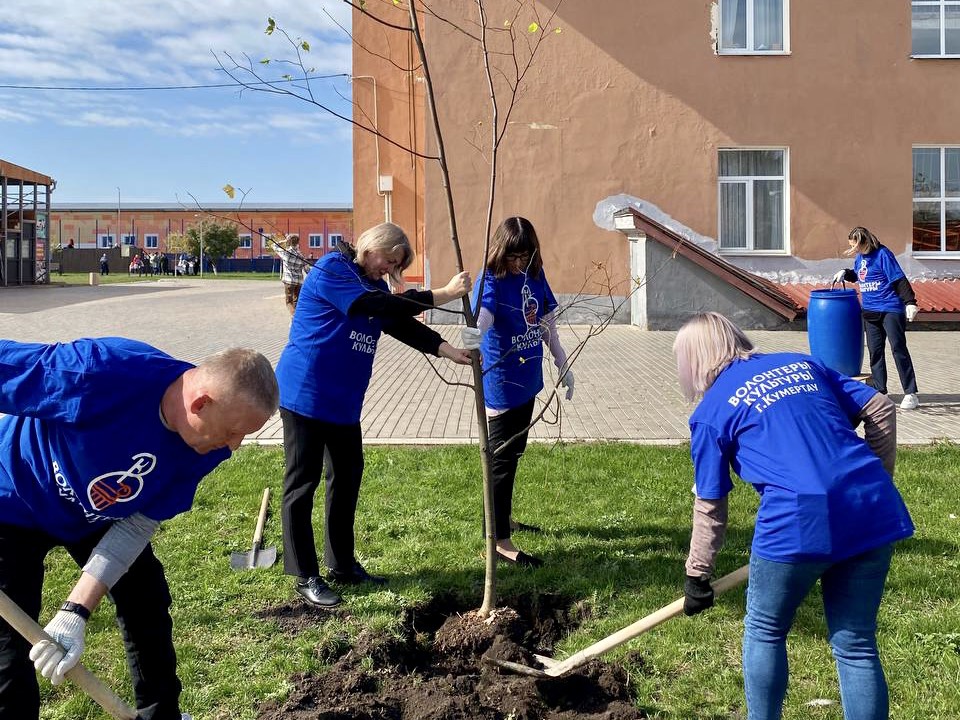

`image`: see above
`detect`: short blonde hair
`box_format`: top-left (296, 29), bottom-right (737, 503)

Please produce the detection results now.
top-left (286, 234), bottom-right (300, 249)
top-left (354, 222), bottom-right (414, 284)
top-left (198, 348), bottom-right (279, 416)
top-left (844, 226), bottom-right (881, 257)
top-left (672, 312), bottom-right (756, 401)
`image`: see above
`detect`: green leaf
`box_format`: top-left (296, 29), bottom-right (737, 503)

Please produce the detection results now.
top-left (265, 17), bottom-right (275, 35)
top-left (259, 58), bottom-right (270, 65)
top-left (359, 0), bottom-right (366, 8)
top-left (281, 74), bottom-right (293, 81)
top-left (301, 40), bottom-right (310, 52)
top-left (528, 22), bottom-right (539, 33)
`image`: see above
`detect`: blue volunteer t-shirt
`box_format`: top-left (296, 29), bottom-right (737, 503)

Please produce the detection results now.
top-left (474, 269), bottom-right (558, 411)
top-left (276, 250), bottom-right (388, 424)
top-left (689, 352), bottom-right (913, 563)
top-left (855, 245), bottom-right (906, 313)
top-left (0, 338), bottom-right (229, 542)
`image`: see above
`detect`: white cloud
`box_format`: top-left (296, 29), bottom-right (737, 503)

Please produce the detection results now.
top-left (0, 1), bottom-right (352, 85)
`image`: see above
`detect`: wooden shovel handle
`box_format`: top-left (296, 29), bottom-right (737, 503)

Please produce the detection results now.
top-left (0, 587), bottom-right (138, 719)
top-left (547, 564), bottom-right (749, 677)
top-left (251, 487), bottom-right (271, 547)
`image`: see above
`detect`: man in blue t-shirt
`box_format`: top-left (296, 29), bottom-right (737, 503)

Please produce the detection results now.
top-left (0, 338), bottom-right (278, 720)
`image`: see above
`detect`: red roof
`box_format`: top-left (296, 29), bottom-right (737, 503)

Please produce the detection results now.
top-left (774, 279), bottom-right (960, 321)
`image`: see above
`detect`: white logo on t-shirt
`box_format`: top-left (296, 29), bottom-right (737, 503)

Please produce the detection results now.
top-left (87, 453), bottom-right (156, 511)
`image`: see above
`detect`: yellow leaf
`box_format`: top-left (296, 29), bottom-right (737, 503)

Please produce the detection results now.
top-left (223, 184), bottom-right (236, 199)
top-left (554, 27), bottom-right (563, 34)
top-left (527, 22), bottom-right (539, 33)
top-left (503, 20), bottom-right (511, 27)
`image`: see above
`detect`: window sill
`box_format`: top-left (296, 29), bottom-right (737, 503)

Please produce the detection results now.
top-left (718, 250), bottom-right (791, 257)
top-left (717, 50), bottom-right (791, 56)
top-left (910, 54), bottom-right (960, 59)
top-left (912, 252), bottom-right (960, 259)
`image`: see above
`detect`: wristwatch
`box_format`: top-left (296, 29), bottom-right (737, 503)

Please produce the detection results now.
top-left (60, 601), bottom-right (91, 621)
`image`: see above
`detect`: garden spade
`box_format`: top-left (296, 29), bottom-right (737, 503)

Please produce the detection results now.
top-left (0, 587), bottom-right (145, 719)
top-left (230, 488), bottom-right (277, 570)
top-left (491, 564), bottom-right (749, 679)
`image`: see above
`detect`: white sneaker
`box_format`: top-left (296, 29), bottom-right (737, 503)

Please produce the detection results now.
top-left (900, 393), bottom-right (919, 410)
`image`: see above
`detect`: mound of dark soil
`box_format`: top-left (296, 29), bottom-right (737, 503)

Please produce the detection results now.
top-left (255, 595), bottom-right (647, 720)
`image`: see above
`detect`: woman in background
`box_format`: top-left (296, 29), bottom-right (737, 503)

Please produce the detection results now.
top-left (832, 226), bottom-right (920, 409)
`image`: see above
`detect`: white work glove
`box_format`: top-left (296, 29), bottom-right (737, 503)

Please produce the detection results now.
top-left (832, 270), bottom-right (847, 284)
top-left (29, 610), bottom-right (86, 686)
top-left (460, 326), bottom-right (482, 350)
top-left (560, 369), bottom-right (575, 400)
top-left (906, 304), bottom-right (918, 322)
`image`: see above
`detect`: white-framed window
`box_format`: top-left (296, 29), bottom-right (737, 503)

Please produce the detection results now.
top-left (239, 234), bottom-right (252, 248)
top-left (145, 234), bottom-right (159, 249)
top-left (912, 1), bottom-right (960, 57)
top-left (98, 234), bottom-right (114, 248)
top-left (718, 148), bottom-right (788, 253)
top-left (308, 233), bottom-right (324, 249)
top-left (122, 234), bottom-right (136, 246)
top-left (718, 0), bottom-right (789, 54)
top-left (912, 146), bottom-right (960, 254)
top-left (328, 233), bottom-right (343, 249)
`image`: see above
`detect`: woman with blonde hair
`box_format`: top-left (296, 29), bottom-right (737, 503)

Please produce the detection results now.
top-left (832, 226), bottom-right (920, 409)
top-left (275, 222), bottom-right (477, 608)
top-left (673, 311), bottom-right (913, 720)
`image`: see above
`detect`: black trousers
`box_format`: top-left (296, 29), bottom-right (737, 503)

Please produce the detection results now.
top-left (487, 398), bottom-right (536, 540)
top-left (863, 311), bottom-right (918, 395)
top-left (0, 524), bottom-right (181, 720)
top-left (280, 408), bottom-right (364, 578)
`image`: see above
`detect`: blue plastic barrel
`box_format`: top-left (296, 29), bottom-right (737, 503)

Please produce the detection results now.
top-left (807, 288), bottom-right (864, 377)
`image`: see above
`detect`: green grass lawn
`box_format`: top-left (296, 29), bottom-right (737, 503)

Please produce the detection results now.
top-left (37, 443), bottom-right (960, 719)
top-left (53, 271), bottom-right (277, 285)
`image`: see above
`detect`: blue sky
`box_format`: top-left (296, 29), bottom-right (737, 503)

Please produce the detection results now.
top-left (0, 1), bottom-right (354, 204)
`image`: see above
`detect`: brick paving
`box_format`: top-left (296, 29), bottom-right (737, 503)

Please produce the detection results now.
top-left (2, 279), bottom-right (957, 445)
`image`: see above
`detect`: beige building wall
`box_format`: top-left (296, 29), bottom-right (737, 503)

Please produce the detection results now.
top-left (353, 1), bottom-right (960, 298)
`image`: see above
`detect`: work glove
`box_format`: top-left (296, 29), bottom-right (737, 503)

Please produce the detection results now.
top-left (29, 610), bottom-right (86, 686)
top-left (460, 326), bottom-right (482, 350)
top-left (905, 304), bottom-right (918, 322)
top-left (560, 369), bottom-right (575, 400)
top-left (831, 270), bottom-right (848, 285)
top-left (683, 574), bottom-right (715, 616)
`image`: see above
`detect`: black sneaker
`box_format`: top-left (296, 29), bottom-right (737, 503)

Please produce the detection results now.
top-left (295, 576), bottom-right (342, 608)
top-left (329, 561), bottom-right (387, 586)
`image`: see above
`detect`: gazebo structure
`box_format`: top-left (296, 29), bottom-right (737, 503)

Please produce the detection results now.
top-left (1, 159), bottom-right (55, 286)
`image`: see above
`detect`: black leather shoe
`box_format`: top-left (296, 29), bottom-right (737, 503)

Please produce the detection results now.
top-left (329, 561), bottom-right (387, 586)
top-left (496, 550), bottom-right (544, 568)
top-left (295, 576), bottom-right (342, 608)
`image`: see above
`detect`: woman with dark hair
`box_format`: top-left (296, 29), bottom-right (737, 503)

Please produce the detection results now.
top-left (832, 226), bottom-right (920, 409)
top-left (276, 222), bottom-right (475, 608)
top-left (673, 311), bottom-right (913, 720)
top-left (469, 216), bottom-right (574, 567)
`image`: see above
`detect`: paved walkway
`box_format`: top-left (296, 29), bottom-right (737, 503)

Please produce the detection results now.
top-left (2, 279), bottom-right (958, 445)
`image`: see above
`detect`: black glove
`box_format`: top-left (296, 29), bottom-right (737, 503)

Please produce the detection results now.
top-left (683, 574), bottom-right (715, 616)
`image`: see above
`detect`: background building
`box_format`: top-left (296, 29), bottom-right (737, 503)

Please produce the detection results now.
top-left (1, 159), bottom-right (54, 286)
top-left (50, 203), bottom-right (353, 261)
top-left (352, 1), bottom-right (960, 325)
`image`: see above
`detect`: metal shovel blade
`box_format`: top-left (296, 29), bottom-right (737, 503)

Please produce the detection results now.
top-left (230, 488), bottom-right (278, 570)
top-left (231, 544), bottom-right (277, 570)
